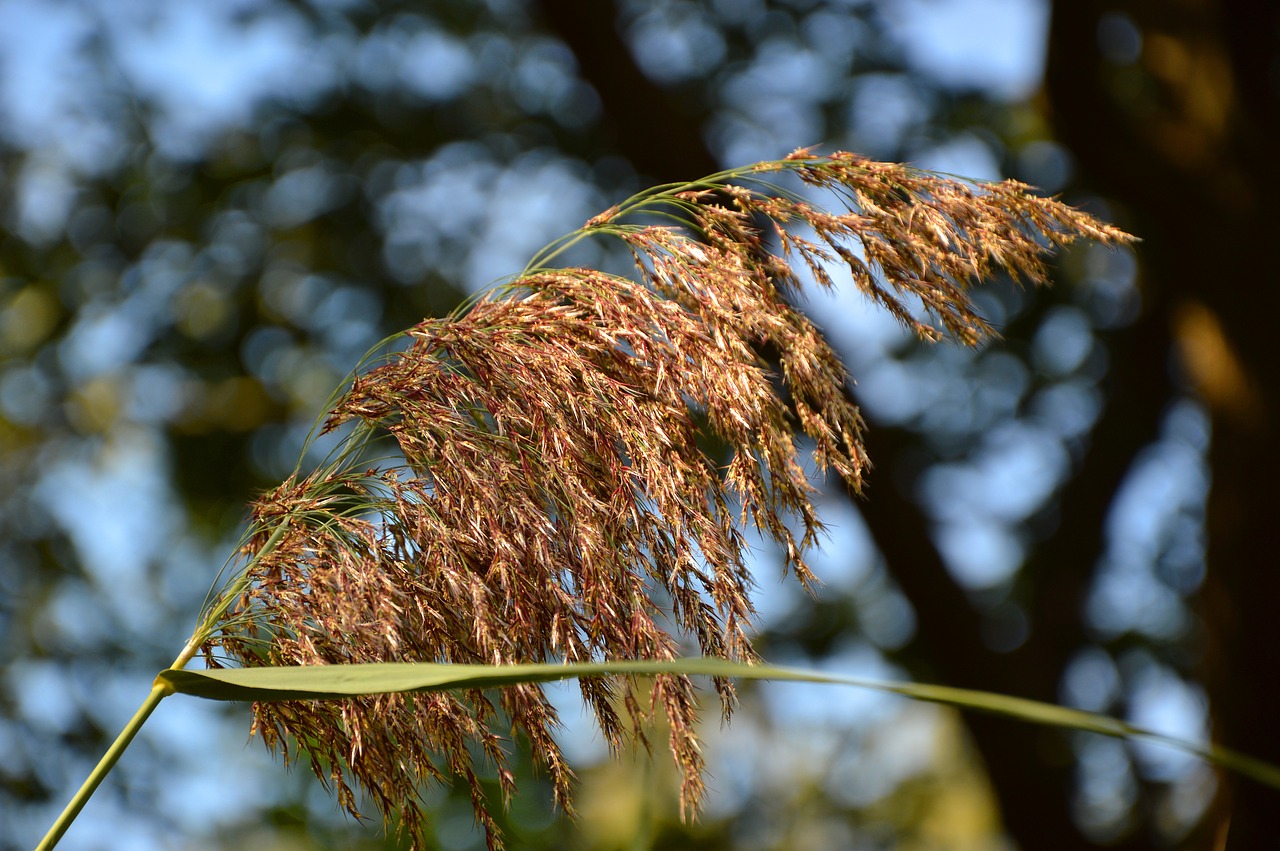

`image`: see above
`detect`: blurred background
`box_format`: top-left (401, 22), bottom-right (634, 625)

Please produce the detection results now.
top-left (2, 0), bottom-right (1278, 848)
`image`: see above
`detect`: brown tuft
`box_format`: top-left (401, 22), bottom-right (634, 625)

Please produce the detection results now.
top-left (202, 152), bottom-right (1134, 849)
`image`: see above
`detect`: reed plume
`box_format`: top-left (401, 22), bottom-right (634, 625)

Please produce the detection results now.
top-left (200, 151), bottom-right (1134, 849)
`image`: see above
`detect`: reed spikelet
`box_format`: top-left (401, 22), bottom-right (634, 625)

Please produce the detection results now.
top-left (201, 151), bottom-right (1134, 849)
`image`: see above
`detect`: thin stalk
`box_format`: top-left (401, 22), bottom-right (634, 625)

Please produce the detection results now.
top-left (523, 229), bottom-right (595, 274)
top-left (523, 165), bottom-right (774, 274)
top-left (37, 517), bottom-right (296, 849)
top-left (193, 517), bottom-right (293, 651)
top-left (36, 681), bottom-right (172, 850)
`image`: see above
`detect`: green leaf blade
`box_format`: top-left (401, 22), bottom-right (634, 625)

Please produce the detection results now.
top-left (157, 658), bottom-right (1280, 793)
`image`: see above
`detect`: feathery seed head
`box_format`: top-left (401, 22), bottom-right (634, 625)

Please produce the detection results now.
top-left (200, 151), bottom-right (1134, 849)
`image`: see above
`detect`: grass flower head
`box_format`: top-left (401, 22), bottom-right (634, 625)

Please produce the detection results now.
top-left (199, 151), bottom-right (1134, 849)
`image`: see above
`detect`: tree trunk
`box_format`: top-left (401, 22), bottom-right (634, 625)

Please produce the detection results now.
top-left (1046, 1), bottom-right (1280, 846)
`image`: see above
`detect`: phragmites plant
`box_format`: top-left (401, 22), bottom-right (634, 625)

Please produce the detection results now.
top-left (200, 152), bottom-right (1131, 846)
top-left (40, 151), bottom-right (1155, 851)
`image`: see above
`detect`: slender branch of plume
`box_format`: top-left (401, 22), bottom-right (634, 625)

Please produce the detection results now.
top-left (191, 151), bottom-right (1134, 849)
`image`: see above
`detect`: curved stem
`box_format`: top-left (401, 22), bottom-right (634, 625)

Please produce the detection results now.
top-left (36, 680), bottom-right (173, 850)
top-left (522, 165), bottom-right (775, 275)
top-left (524, 229), bottom-right (595, 274)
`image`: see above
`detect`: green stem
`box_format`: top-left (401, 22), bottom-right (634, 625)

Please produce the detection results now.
top-left (523, 229), bottom-right (594, 274)
top-left (37, 517), bottom-right (295, 849)
top-left (36, 679), bottom-right (173, 850)
top-left (190, 518), bottom-right (293, 654)
top-left (522, 164), bottom-right (771, 274)
top-left (36, 630), bottom-right (223, 849)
